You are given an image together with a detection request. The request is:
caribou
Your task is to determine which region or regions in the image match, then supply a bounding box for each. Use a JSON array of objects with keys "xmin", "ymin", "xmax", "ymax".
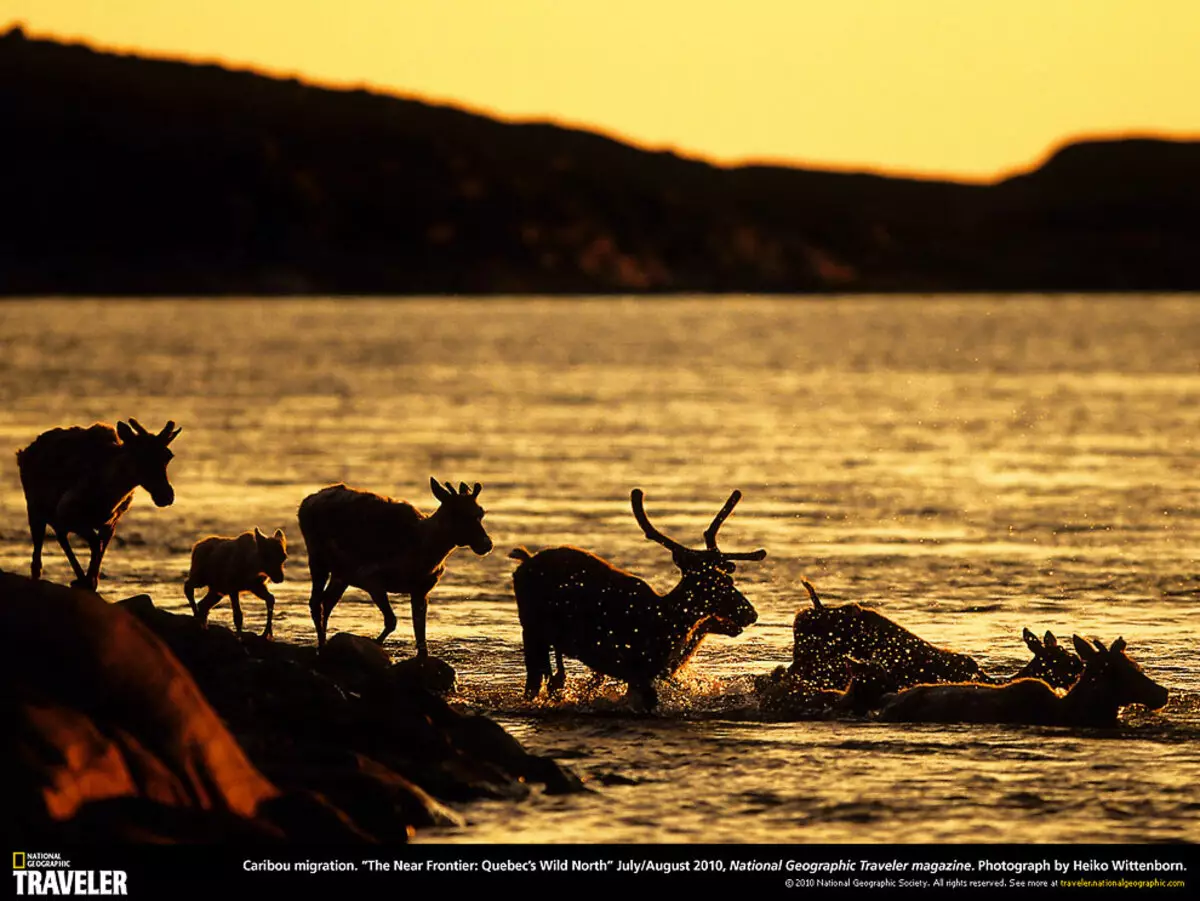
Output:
[
  {"xmin": 510, "ymin": 488, "xmax": 766, "ymax": 711},
  {"xmin": 297, "ymin": 479, "xmax": 493, "ymax": 652},
  {"xmin": 1010, "ymin": 627, "xmax": 1083, "ymax": 689},
  {"xmin": 876, "ymin": 636, "xmax": 1169, "ymax": 727},
  {"xmin": 16, "ymin": 419, "xmax": 181, "ymax": 590},
  {"xmin": 185, "ymin": 527, "xmax": 288, "ymax": 638},
  {"xmin": 789, "ymin": 580, "xmax": 992, "ymax": 689}
]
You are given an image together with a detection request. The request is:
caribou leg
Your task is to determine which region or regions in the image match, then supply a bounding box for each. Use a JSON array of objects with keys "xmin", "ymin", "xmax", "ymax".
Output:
[
  {"xmin": 229, "ymin": 590, "xmax": 244, "ymax": 633},
  {"xmin": 54, "ymin": 529, "xmax": 90, "ymax": 587},
  {"xmin": 366, "ymin": 585, "xmax": 398, "ymax": 646},
  {"xmin": 318, "ymin": 577, "xmax": 349, "ymax": 647},
  {"xmin": 248, "ymin": 581, "xmax": 276, "ymax": 639},
  {"xmin": 410, "ymin": 591, "xmax": 429, "ymax": 656},
  {"xmin": 196, "ymin": 589, "xmax": 224, "ymax": 628},
  {"xmin": 28, "ymin": 514, "xmax": 46, "ymax": 581}
]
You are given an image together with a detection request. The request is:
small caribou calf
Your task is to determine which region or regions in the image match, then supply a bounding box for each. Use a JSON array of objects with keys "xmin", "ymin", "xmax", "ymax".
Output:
[
  {"xmin": 17, "ymin": 418, "xmax": 180, "ymax": 590},
  {"xmin": 876, "ymin": 636, "xmax": 1169, "ymax": 728},
  {"xmin": 184, "ymin": 528, "xmax": 288, "ymax": 638}
]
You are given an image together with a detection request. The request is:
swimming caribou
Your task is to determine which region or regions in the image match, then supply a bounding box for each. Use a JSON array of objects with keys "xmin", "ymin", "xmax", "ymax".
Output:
[
  {"xmin": 876, "ymin": 636, "xmax": 1168, "ymax": 727},
  {"xmin": 510, "ymin": 488, "xmax": 766, "ymax": 711},
  {"xmin": 16, "ymin": 419, "xmax": 181, "ymax": 591},
  {"xmin": 788, "ymin": 581, "xmax": 1085, "ymax": 693}
]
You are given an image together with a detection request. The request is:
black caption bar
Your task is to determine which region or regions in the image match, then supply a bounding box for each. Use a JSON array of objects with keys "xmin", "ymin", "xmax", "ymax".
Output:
[{"xmin": 8, "ymin": 844, "xmax": 1195, "ymax": 898}]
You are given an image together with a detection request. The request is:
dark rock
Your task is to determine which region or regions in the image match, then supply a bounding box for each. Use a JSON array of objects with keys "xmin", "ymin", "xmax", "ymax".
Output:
[
  {"xmin": 3, "ymin": 573, "xmax": 583, "ymax": 843},
  {"xmin": 391, "ymin": 654, "xmax": 457, "ymax": 694},
  {"xmin": 319, "ymin": 632, "xmax": 394, "ymax": 686},
  {"xmin": 2, "ymin": 573, "xmax": 287, "ymax": 838}
]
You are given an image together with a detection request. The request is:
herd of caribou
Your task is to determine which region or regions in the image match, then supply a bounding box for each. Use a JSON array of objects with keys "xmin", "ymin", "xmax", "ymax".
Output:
[{"xmin": 12, "ymin": 418, "xmax": 1171, "ymax": 728}]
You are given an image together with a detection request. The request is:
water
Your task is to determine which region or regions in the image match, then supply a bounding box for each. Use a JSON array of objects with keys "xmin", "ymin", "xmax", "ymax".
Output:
[{"xmin": 1, "ymin": 295, "xmax": 1197, "ymax": 843}]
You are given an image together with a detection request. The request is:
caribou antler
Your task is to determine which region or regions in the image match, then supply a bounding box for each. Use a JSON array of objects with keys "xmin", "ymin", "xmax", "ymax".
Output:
[
  {"xmin": 631, "ymin": 488, "xmax": 766, "ymax": 561},
  {"xmin": 630, "ymin": 489, "xmax": 689, "ymax": 555},
  {"xmin": 704, "ymin": 490, "xmax": 742, "ymax": 550}
]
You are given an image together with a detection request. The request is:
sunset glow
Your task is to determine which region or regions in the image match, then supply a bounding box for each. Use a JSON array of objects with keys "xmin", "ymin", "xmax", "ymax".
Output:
[{"xmin": 8, "ymin": 0, "xmax": 1199, "ymax": 181}]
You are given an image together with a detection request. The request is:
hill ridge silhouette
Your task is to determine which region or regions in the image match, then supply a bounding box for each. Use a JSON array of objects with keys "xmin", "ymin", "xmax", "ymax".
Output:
[{"xmin": 3, "ymin": 28, "xmax": 1198, "ymax": 295}]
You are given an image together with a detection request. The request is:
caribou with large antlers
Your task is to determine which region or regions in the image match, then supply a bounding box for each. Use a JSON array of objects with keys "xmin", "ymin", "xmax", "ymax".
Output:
[
  {"xmin": 298, "ymin": 479, "xmax": 493, "ymax": 652},
  {"xmin": 510, "ymin": 488, "xmax": 767, "ymax": 711},
  {"xmin": 16, "ymin": 419, "xmax": 181, "ymax": 590}
]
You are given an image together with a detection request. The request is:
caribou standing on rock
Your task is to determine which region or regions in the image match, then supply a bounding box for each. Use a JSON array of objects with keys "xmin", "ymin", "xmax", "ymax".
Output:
[
  {"xmin": 185, "ymin": 528, "xmax": 289, "ymax": 638},
  {"xmin": 298, "ymin": 479, "xmax": 493, "ymax": 652},
  {"xmin": 16, "ymin": 419, "xmax": 181, "ymax": 591},
  {"xmin": 511, "ymin": 488, "xmax": 766, "ymax": 711}
]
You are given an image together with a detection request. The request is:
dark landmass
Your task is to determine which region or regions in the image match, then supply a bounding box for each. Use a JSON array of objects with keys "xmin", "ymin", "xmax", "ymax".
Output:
[
  {"xmin": 3, "ymin": 572, "xmax": 581, "ymax": 842},
  {"xmin": 2, "ymin": 26, "xmax": 1198, "ymax": 295}
]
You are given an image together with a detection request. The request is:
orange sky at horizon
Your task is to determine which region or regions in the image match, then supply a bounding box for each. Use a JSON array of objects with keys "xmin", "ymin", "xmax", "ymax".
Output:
[{"xmin": 7, "ymin": 0, "xmax": 1199, "ymax": 182}]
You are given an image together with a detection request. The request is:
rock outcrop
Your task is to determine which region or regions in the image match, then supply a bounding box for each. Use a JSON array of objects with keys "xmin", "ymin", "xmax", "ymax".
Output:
[{"xmin": 1, "ymin": 572, "xmax": 581, "ymax": 842}]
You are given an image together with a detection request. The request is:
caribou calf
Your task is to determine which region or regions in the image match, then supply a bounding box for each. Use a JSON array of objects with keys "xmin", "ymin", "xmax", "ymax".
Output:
[
  {"xmin": 185, "ymin": 528, "xmax": 288, "ymax": 638},
  {"xmin": 298, "ymin": 479, "xmax": 493, "ymax": 652},
  {"xmin": 511, "ymin": 488, "xmax": 766, "ymax": 711},
  {"xmin": 876, "ymin": 636, "xmax": 1168, "ymax": 727},
  {"xmin": 16, "ymin": 419, "xmax": 180, "ymax": 590}
]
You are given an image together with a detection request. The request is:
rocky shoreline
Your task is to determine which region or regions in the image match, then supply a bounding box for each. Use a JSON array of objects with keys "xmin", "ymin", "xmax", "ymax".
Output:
[{"xmin": 3, "ymin": 571, "xmax": 583, "ymax": 842}]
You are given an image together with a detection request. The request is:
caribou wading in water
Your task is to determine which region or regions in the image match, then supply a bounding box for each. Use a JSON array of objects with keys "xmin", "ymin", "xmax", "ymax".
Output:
[
  {"xmin": 16, "ymin": 419, "xmax": 180, "ymax": 590},
  {"xmin": 298, "ymin": 479, "xmax": 493, "ymax": 652},
  {"xmin": 789, "ymin": 580, "xmax": 993, "ymax": 689},
  {"xmin": 876, "ymin": 636, "xmax": 1168, "ymax": 727},
  {"xmin": 511, "ymin": 488, "xmax": 766, "ymax": 711}
]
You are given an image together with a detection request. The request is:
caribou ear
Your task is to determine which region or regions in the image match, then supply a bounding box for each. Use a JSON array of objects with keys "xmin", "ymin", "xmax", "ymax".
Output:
[
  {"xmin": 1044, "ymin": 630, "xmax": 1059, "ymax": 649},
  {"xmin": 1110, "ymin": 637, "xmax": 1126, "ymax": 654},
  {"xmin": 1092, "ymin": 638, "xmax": 1109, "ymax": 653},
  {"xmin": 255, "ymin": 527, "xmax": 265, "ymax": 538},
  {"xmin": 472, "ymin": 482, "xmax": 482, "ymax": 497},
  {"xmin": 128, "ymin": 418, "xmax": 149, "ymax": 435},
  {"xmin": 273, "ymin": 528, "xmax": 285, "ymax": 541},
  {"xmin": 117, "ymin": 421, "xmax": 136, "ymax": 442},
  {"xmin": 430, "ymin": 477, "xmax": 451, "ymax": 502},
  {"xmin": 1072, "ymin": 634, "xmax": 1098, "ymax": 662},
  {"xmin": 458, "ymin": 481, "xmax": 469, "ymax": 495},
  {"xmin": 1023, "ymin": 628, "xmax": 1042, "ymax": 654}
]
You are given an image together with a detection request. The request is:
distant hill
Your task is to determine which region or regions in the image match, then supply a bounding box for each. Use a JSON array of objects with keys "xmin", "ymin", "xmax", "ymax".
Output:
[{"xmin": 2, "ymin": 27, "xmax": 1198, "ymax": 295}]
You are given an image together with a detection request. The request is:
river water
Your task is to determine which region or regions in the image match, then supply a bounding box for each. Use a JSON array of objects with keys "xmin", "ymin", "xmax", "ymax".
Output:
[{"xmin": 1, "ymin": 295, "xmax": 1197, "ymax": 843}]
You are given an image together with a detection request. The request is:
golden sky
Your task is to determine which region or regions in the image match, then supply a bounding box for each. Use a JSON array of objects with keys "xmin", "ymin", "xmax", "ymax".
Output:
[{"xmin": 9, "ymin": 0, "xmax": 1199, "ymax": 181}]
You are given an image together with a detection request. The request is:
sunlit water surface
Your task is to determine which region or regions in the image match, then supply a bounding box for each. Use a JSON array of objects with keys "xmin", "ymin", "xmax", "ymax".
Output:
[{"xmin": 1, "ymin": 296, "xmax": 1197, "ymax": 843}]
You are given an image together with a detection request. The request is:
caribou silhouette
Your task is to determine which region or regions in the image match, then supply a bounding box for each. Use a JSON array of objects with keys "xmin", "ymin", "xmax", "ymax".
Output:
[
  {"xmin": 511, "ymin": 488, "xmax": 766, "ymax": 711},
  {"xmin": 16, "ymin": 419, "xmax": 180, "ymax": 590},
  {"xmin": 298, "ymin": 479, "xmax": 493, "ymax": 652},
  {"xmin": 185, "ymin": 528, "xmax": 288, "ymax": 638},
  {"xmin": 876, "ymin": 636, "xmax": 1169, "ymax": 727}
]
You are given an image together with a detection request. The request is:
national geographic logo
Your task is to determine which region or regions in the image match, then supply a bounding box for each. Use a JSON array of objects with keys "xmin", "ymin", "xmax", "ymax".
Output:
[{"xmin": 12, "ymin": 852, "xmax": 128, "ymax": 896}]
